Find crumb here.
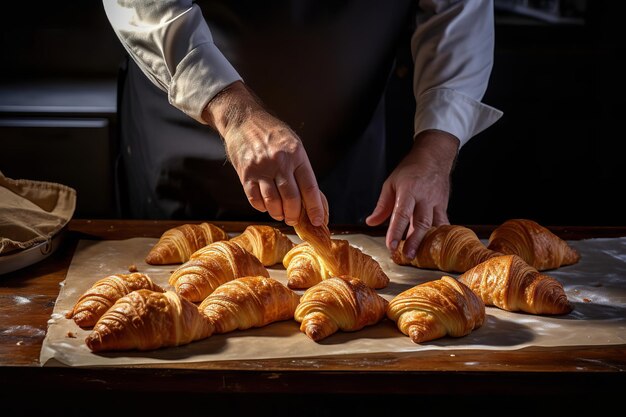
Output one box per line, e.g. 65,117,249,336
128,264,138,272
16,341,24,346
67,331,77,338
583,298,591,303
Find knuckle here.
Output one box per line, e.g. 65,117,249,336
262,194,279,205
392,209,412,223
299,181,319,195
412,217,433,231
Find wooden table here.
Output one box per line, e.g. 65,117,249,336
1,220,625,416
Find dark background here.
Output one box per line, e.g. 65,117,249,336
449,1,624,227
0,1,623,226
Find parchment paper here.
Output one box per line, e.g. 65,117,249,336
40,234,626,367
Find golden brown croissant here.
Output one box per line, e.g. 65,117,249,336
145,222,229,265
392,225,500,273
487,218,580,271
85,289,214,352
294,276,388,342
386,276,484,344
198,276,301,334
292,192,341,274
457,254,573,315
229,225,295,266
169,240,269,302
282,242,324,289
65,273,164,328
283,239,389,290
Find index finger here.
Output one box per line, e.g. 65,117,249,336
294,162,325,226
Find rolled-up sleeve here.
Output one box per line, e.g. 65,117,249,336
102,0,242,123
412,0,503,147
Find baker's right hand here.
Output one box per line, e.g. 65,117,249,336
202,81,324,227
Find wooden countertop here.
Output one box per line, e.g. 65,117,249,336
1,219,625,415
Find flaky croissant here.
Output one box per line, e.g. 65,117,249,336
198,276,301,334
169,241,269,302
229,225,295,266
292,192,341,274
458,254,573,315
283,239,389,290
85,289,214,352
386,276,485,344
294,276,388,342
145,222,228,265
487,218,580,271
65,273,164,328
392,225,500,273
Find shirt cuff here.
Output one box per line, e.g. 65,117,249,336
414,88,503,147
169,42,242,124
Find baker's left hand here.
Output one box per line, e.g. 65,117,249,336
366,129,460,258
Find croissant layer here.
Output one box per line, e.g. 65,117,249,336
85,290,214,352
229,225,295,266
283,242,326,289
458,254,573,315
199,276,301,334
292,192,341,274
283,239,389,290
294,276,388,342
487,219,580,271
387,276,485,343
145,222,228,265
169,240,269,302
66,273,164,328
392,225,499,273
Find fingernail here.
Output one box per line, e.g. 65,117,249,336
312,216,323,226
390,240,398,251
406,250,416,259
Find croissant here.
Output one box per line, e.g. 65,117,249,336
65,273,164,328
229,225,295,266
487,218,580,271
283,239,389,290
294,276,388,342
292,192,341,274
198,276,301,334
169,240,269,302
392,225,500,273
386,276,485,344
457,254,573,315
145,222,229,265
85,289,214,352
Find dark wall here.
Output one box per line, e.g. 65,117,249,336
0,2,124,80
447,2,624,227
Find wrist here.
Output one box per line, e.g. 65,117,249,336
412,129,460,172
201,81,262,137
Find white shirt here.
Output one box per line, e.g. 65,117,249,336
102,0,502,147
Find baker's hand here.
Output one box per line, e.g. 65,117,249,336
365,130,460,258
202,81,324,227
